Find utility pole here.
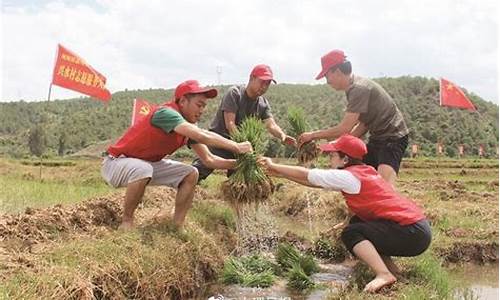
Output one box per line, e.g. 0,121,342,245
216,65,222,85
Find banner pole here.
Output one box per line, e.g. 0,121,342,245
38,83,53,180
47,83,53,102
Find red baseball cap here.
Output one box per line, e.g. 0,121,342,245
174,80,218,100
319,134,367,160
315,49,347,80
251,64,276,83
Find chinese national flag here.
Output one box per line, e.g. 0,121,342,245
131,98,157,126
439,78,476,111
51,44,111,102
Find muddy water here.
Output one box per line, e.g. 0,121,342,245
207,263,353,300
206,211,352,299
452,263,499,300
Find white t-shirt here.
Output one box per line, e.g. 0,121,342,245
307,169,361,194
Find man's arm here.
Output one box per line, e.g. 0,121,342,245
258,157,319,187
298,112,360,146
174,122,252,154
350,121,368,138
190,144,236,169
264,117,296,146
223,111,238,136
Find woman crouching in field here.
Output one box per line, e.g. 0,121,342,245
258,134,431,293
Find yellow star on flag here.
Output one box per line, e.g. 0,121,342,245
139,105,151,115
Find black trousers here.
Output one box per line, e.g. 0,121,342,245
341,216,431,257
363,135,409,174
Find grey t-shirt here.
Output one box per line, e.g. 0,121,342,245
209,85,273,139
346,76,409,140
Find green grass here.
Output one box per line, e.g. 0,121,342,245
198,172,226,190
0,176,113,213
189,201,236,231
0,157,114,214
1,156,498,299
328,254,453,299
402,254,452,299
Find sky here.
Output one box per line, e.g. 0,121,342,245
1,0,498,103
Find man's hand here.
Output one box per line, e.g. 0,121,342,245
257,156,279,177
236,141,253,154
282,134,297,146
298,132,315,147
257,156,273,169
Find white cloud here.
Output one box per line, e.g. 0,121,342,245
1,0,498,103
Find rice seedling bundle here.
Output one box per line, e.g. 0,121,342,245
221,254,276,288
221,117,274,207
287,106,319,165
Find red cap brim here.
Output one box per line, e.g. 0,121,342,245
319,143,339,153
315,68,328,80
192,88,218,99
256,75,277,84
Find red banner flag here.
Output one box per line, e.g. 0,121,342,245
131,98,157,126
51,44,111,102
439,78,476,111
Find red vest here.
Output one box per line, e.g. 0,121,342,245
107,101,188,162
342,165,425,225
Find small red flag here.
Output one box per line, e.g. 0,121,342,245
439,78,476,111
51,44,111,102
131,98,157,126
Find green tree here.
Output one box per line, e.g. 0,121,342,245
28,125,47,157
58,131,67,156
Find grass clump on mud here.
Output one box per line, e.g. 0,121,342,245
0,198,240,300
402,254,451,299
311,236,349,263
329,254,453,300
190,201,237,232
1,225,226,299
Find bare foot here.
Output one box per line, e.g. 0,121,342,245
363,272,397,293
118,221,134,231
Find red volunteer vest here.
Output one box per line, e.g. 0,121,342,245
342,165,425,225
107,101,188,162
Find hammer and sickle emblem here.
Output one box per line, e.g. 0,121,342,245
139,105,151,115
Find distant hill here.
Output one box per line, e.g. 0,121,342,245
0,76,498,158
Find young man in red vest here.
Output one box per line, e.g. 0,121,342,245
102,80,252,230
258,134,430,293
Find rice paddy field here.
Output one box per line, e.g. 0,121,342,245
0,156,498,299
